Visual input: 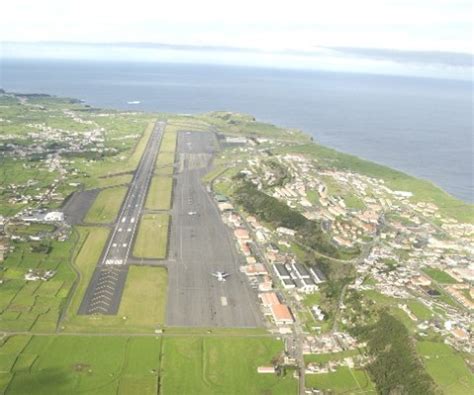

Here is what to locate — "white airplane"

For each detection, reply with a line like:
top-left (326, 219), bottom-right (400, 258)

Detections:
top-left (211, 271), bottom-right (230, 282)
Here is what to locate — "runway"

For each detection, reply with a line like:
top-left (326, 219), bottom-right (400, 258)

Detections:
top-left (165, 131), bottom-right (262, 327)
top-left (78, 121), bottom-right (165, 315)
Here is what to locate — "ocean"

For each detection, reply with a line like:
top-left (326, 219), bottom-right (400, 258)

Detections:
top-left (1, 58), bottom-right (472, 202)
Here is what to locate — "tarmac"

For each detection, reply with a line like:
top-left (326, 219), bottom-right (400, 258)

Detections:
top-left (165, 131), bottom-right (263, 328)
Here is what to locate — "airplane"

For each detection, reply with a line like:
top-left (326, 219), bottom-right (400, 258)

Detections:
top-left (211, 271), bottom-right (230, 282)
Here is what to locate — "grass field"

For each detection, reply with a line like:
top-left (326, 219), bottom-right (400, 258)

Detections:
top-left (417, 341), bottom-right (474, 395)
top-left (0, 335), bottom-right (295, 395)
top-left (160, 337), bottom-right (296, 394)
top-left (0, 335), bottom-right (161, 395)
top-left (406, 300), bottom-right (433, 320)
top-left (155, 152), bottom-right (175, 175)
top-left (423, 267), bottom-right (458, 284)
top-left (83, 186), bottom-right (127, 224)
top-left (160, 128), bottom-right (178, 153)
top-left (133, 214), bottom-right (170, 259)
top-left (305, 367), bottom-right (375, 393)
top-left (145, 176), bottom-right (173, 210)
top-left (63, 266), bottom-right (168, 333)
top-left (117, 266), bottom-right (167, 326)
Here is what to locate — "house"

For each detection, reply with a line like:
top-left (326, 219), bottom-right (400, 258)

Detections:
top-left (274, 264), bottom-right (290, 280)
top-left (257, 366), bottom-right (276, 374)
top-left (270, 304), bottom-right (294, 325)
top-left (234, 228), bottom-right (250, 240)
top-left (259, 292), bottom-right (280, 306)
top-left (276, 227), bottom-right (296, 237)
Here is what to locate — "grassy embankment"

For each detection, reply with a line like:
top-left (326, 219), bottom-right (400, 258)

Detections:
top-left (416, 341), bottom-right (474, 395)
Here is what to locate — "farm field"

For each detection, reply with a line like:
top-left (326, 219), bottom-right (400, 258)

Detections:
top-left (0, 335), bottom-right (161, 395)
top-left (416, 341), bottom-right (474, 395)
top-left (133, 214), bottom-right (169, 259)
top-left (145, 176), bottom-right (173, 211)
top-left (0, 236), bottom-right (77, 332)
top-left (83, 186), bottom-right (127, 224)
top-left (159, 336), bottom-right (296, 395)
top-left (305, 367), bottom-right (375, 393)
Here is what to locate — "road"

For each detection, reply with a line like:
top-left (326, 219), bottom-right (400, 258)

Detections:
top-left (78, 121), bottom-right (166, 315)
top-left (165, 131), bottom-right (263, 328)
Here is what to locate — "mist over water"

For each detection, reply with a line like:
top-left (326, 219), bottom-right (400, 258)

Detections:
top-left (1, 59), bottom-right (472, 202)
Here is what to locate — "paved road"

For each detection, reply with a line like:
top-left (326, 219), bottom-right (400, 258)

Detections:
top-left (165, 131), bottom-right (262, 328)
top-left (78, 121), bottom-right (166, 315)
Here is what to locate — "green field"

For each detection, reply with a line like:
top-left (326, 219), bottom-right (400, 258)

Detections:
top-left (159, 128), bottom-right (178, 153)
top-left (0, 335), bottom-right (161, 395)
top-left (423, 267), bottom-right (458, 284)
top-left (133, 214), bottom-right (170, 259)
top-left (117, 266), bottom-right (167, 327)
top-left (160, 337), bottom-right (296, 394)
top-left (0, 236), bottom-right (78, 332)
top-left (305, 367), bottom-right (375, 393)
top-left (417, 341), bottom-right (474, 395)
top-left (145, 176), bottom-right (173, 210)
top-left (154, 126), bottom-right (177, 176)
top-left (155, 152), bottom-right (175, 175)
top-left (63, 265), bottom-right (168, 333)
top-left (83, 174), bottom-right (133, 190)
top-left (406, 300), bottom-right (433, 320)
top-left (84, 186), bottom-right (127, 224)
top-left (0, 335), bottom-right (295, 395)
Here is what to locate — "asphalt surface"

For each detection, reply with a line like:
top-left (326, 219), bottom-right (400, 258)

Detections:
top-left (62, 189), bottom-right (99, 225)
top-left (165, 131), bottom-right (262, 328)
top-left (78, 121), bottom-right (166, 315)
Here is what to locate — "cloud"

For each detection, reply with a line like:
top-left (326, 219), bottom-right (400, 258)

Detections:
top-left (325, 47), bottom-right (474, 67)
top-left (1, 0), bottom-right (472, 53)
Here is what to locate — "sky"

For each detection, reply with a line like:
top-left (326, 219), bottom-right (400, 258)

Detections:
top-left (1, 0), bottom-right (473, 78)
